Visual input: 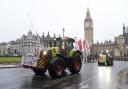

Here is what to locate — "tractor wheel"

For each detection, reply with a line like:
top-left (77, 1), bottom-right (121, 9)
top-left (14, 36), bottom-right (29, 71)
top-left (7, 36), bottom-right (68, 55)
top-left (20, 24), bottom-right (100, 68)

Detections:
top-left (107, 60), bottom-right (112, 66)
top-left (111, 61), bottom-right (113, 65)
top-left (32, 58), bottom-right (48, 75)
top-left (98, 62), bottom-right (101, 66)
top-left (109, 60), bottom-right (113, 65)
top-left (32, 67), bottom-right (47, 75)
top-left (48, 57), bottom-right (65, 78)
top-left (98, 60), bottom-right (101, 66)
top-left (69, 53), bottom-right (82, 74)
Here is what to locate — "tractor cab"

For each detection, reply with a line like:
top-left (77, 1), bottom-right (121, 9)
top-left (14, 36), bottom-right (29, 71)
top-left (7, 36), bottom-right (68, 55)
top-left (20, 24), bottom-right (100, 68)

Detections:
top-left (55, 37), bottom-right (74, 47)
top-left (55, 37), bottom-right (75, 55)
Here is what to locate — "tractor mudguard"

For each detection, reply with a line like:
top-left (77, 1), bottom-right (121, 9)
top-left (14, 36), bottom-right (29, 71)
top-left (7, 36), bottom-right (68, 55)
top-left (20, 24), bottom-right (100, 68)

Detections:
top-left (51, 47), bottom-right (60, 58)
top-left (69, 49), bottom-right (82, 58)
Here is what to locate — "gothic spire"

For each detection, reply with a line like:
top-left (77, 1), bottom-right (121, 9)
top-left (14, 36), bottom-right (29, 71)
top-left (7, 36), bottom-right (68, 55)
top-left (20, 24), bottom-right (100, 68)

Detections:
top-left (42, 32), bottom-right (44, 37)
top-left (85, 8), bottom-right (92, 21)
top-left (28, 29), bottom-right (32, 36)
top-left (86, 8), bottom-right (90, 17)
top-left (47, 31), bottom-right (50, 37)
top-left (54, 33), bottom-right (56, 38)
top-left (123, 23), bottom-right (125, 34)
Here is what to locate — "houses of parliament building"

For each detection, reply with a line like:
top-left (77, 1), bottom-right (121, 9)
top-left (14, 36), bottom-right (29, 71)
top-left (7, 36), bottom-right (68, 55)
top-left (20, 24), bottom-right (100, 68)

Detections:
top-left (84, 8), bottom-right (128, 59)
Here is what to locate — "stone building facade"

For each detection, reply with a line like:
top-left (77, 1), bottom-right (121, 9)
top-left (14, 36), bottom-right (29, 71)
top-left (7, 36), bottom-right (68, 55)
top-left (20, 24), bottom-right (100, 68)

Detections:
top-left (0, 42), bottom-right (8, 56)
top-left (9, 40), bottom-right (20, 56)
top-left (84, 8), bottom-right (93, 45)
top-left (93, 24), bottom-right (128, 60)
top-left (0, 30), bottom-right (56, 56)
top-left (84, 8), bottom-right (94, 56)
top-left (93, 40), bottom-right (115, 56)
top-left (83, 8), bottom-right (128, 59)
top-left (114, 24), bottom-right (128, 59)
top-left (19, 30), bottom-right (41, 56)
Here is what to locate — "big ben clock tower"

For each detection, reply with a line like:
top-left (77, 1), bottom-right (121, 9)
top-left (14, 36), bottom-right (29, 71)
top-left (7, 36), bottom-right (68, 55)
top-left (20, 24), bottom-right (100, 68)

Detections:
top-left (84, 8), bottom-right (93, 45)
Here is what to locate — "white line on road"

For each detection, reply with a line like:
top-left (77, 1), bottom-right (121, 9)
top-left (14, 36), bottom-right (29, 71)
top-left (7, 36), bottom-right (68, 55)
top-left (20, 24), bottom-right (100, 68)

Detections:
top-left (113, 79), bottom-right (119, 89)
top-left (79, 75), bottom-right (95, 86)
top-left (114, 80), bottom-right (118, 89)
top-left (112, 76), bottom-right (119, 89)
top-left (46, 74), bottom-right (79, 85)
top-left (80, 84), bottom-right (89, 89)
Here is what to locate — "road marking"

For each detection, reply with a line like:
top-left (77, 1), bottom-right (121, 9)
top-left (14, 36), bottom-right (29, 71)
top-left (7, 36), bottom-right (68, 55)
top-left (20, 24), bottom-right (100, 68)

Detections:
top-left (80, 84), bottom-right (89, 89)
top-left (46, 74), bottom-right (79, 85)
top-left (113, 80), bottom-right (118, 89)
top-left (113, 76), bottom-right (119, 89)
top-left (79, 75), bottom-right (95, 86)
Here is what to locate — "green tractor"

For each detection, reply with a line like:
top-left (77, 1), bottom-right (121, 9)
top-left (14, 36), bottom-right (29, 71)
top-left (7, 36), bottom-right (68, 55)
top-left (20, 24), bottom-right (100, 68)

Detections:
top-left (98, 50), bottom-right (113, 66)
top-left (21, 37), bottom-right (82, 77)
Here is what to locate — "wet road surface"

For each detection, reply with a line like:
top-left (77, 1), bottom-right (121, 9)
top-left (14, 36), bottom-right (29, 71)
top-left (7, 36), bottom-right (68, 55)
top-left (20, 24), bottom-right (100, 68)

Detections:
top-left (0, 61), bottom-right (128, 89)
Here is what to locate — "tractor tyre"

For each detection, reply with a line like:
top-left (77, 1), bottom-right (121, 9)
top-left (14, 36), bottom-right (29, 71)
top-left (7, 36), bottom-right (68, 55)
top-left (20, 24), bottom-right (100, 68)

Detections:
top-left (111, 61), bottom-right (113, 65)
top-left (98, 62), bottom-right (101, 66)
top-left (106, 60), bottom-right (110, 66)
top-left (109, 60), bottom-right (113, 65)
top-left (32, 67), bottom-right (47, 75)
top-left (48, 57), bottom-right (65, 78)
top-left (69, 53), bottom-right (82, 74)
top-left (107, 60), bottom-right (112, 66)
top-left (98, 60), bottom-right (101, 66)
top-left (32, 58), bottom-right (48, 75)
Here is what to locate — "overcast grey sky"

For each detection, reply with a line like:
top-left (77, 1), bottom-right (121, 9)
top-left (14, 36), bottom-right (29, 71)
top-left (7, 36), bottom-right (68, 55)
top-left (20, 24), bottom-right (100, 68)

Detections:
top-left (0, 0), bottom-right (128, 43)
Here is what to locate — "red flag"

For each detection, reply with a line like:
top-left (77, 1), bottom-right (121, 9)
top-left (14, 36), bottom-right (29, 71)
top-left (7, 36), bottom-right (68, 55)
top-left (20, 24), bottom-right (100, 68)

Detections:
top-left (74, 38), bottom-right (79, 49)
top-left (78, 39), bottom-right (82, 51)
top-left (37, 47), bottom-right (39, 54)
top-left (85, 41), bottom-right (89, 49)
top-left (82, 40), bottom-right (85, 51)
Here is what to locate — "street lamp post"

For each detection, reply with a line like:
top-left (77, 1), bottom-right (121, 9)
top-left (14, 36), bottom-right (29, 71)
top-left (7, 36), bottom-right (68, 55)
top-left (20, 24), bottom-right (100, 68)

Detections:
top-left (124, 45), bottom-right (126, 61)
top-left (91, 40), bottom-right (94, 62)
top-left (62, 28), bottom-right (65, 37)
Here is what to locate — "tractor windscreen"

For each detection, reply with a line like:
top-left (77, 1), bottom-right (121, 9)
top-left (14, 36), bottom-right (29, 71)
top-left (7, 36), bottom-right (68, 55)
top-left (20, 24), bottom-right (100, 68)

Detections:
top-left (56, 38), bottom-right (62, 47)
top-left (65, 40), bottom-right (74, 48)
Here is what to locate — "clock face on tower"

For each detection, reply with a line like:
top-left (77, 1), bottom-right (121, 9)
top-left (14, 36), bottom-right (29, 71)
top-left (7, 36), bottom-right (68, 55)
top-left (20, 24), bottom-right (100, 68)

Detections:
top-left (91, 22), bottom-right (93, 26)
top-left (85, 21), bottom-right (90, 28)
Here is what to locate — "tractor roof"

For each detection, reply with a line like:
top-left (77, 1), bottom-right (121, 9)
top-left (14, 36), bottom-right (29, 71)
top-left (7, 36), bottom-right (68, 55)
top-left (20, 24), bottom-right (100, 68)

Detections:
top-left (56, 37), bottom-right (75, 42)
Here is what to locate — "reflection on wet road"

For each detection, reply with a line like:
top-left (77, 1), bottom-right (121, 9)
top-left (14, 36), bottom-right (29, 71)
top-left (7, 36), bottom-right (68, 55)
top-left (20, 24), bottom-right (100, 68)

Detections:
top-left (0, 61), bottom-right (128, 89)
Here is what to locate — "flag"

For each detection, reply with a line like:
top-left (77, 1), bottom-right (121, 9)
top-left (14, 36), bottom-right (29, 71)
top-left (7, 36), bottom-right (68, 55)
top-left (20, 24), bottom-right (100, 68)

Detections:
top-left (78, 39), bottom-right (82, 51)
top-left (36, 47), bottom-right (40, 55)
top-left (74, 38), bottom-right (79, 49)
top-left (83, 40), bottom-right (89, 50)
top-left (85, 41), bottom-right (90, 49)
top-left (35, 47), bottom-right (40, 55)
top-left (82, 40), bottom-right (85, 51)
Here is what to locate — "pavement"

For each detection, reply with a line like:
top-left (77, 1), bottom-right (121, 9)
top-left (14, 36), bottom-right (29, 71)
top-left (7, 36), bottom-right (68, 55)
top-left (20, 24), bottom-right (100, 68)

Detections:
top-left (0, 64), bottom-right (22, 68)
top-left (116, 68), bottom-right (128, 89)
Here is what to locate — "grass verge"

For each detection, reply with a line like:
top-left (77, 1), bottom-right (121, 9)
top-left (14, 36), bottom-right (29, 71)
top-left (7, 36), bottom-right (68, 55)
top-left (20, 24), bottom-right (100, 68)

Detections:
top-left (0, 57), bottom-right (21, 64)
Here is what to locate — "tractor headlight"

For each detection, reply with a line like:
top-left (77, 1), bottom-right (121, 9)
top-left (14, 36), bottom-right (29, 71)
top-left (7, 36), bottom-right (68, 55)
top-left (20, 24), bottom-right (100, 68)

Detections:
top-left (43, 51), bottom-right (47, 56)
top-left (108, 53), bottom-right (110, 57)
top-left (62, 45), bottom-right (65, 49)
top-left (99, 54), bottom-right (102, 57)
top-left (106, 50), bottom-right (109, 53)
